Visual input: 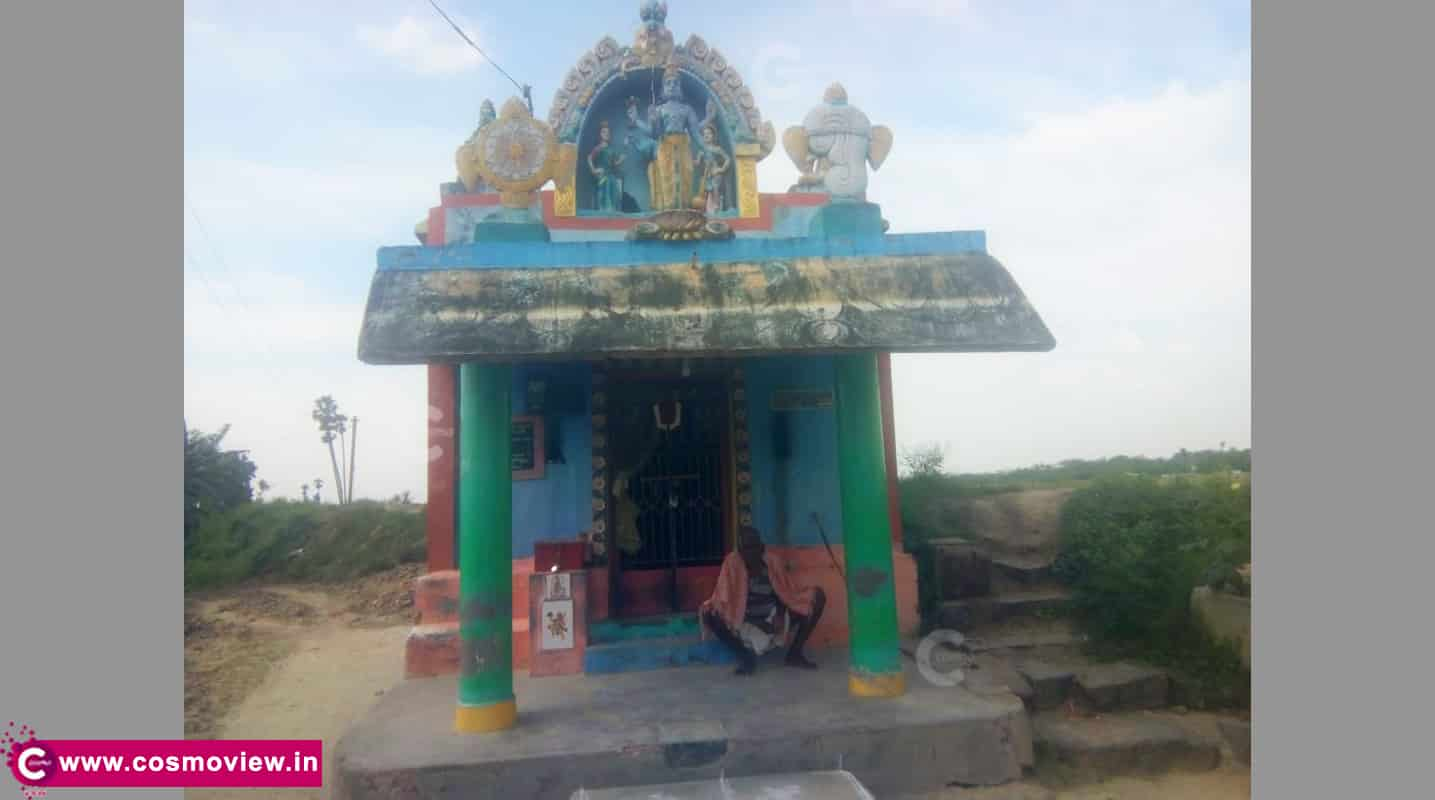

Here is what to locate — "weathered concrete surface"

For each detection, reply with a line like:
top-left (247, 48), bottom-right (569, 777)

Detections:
top-left (1033, 711), bottom-right (1221, 780)
top-left (573, 769), bottom-right (876, 799)
top-left (1074, 663), bottom-right (1169, 711)
top-left (357, 245), bottom-right (1056, 364)
top-left (894, 784), bottom-right (1056, 800)
top-left (334, 650), bottom-right (1031, 799)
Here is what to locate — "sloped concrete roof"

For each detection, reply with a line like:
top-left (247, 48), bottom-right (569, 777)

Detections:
top-left (357, 232), bottom-right (1055, 364)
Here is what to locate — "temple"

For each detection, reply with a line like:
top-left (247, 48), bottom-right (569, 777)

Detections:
top-left (356, 0), bottom-right (1054, 739)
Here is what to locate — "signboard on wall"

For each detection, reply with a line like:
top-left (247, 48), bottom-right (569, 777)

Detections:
top-left (771, 389), bottom-right (834, 411)
top-left (512, 416), bottom-right (545, 481)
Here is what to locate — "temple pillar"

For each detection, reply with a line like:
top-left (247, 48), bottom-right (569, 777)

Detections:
top-left (833, 353), bottom-right (906, 698)
top-left (455, 362), bottom-right (517, 732)
top-left (427, 364), bottom-right (458, 571)
top-left (877, 351), bottom-right (904, 548)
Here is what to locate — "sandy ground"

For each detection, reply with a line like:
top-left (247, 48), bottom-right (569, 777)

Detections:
top-left (184, 569), bottom-right (418, 800)
top-left (184, 568), bottom-right (1249, 800)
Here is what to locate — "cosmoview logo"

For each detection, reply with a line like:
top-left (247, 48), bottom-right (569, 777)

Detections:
top-left (4, 722), bottom-right (52, 798)
top-left (914, 628), bottom-right (968, 687)
top-left (15, 745), bottom-right (54, 784)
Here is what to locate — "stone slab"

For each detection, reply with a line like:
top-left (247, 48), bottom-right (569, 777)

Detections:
top-left (1033, 711), bottom-right (1221, 779)
top-left (1013, 659), bottom-right (1078, 710)
top-left (1074, 663), bottom-right (1169, 711)
top-left (335, 650), bottom-right (1031, 799)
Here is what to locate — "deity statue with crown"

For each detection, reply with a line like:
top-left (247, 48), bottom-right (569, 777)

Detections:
top-left (624, 60), bottom-right (717, 212)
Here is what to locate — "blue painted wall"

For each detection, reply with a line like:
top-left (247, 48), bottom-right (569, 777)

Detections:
top-left (510, 362), bottom-right (592, 558)
top-left (743, 355), bottom-right (845, 547)
top-left (502, 355), bottom-right (846, 557)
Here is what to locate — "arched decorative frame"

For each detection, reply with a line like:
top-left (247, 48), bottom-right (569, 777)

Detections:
top-left (549, 33), bottom-right (775, 219)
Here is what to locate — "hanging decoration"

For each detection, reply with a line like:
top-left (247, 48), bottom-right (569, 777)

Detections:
top-left (653, 392), bottom-right (683, 432)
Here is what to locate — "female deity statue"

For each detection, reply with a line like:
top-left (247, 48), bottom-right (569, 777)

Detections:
top-left (587, 119), bottom-right (626, 212)
top-left (625, 60), bottom-right (706, 211)
top-left (691, 122), bottom-right (731, 215)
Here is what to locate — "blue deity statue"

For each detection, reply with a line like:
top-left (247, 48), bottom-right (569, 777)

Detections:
top-left (625, 61), bottom-right (711, 211)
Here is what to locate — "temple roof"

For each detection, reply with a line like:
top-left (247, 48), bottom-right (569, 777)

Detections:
top-left (357, 232), bottom-right (1055, 365)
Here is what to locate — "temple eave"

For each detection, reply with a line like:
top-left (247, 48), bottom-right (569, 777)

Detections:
top-left (356, 247), bottom-right (1055, 364)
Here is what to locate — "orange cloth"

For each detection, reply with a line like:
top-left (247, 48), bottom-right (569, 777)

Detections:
top-left (700, 550), bottom-right (817, 642)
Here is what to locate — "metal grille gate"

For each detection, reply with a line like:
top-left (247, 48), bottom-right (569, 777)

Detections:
top-left (610, 378), bottom-right (727, 613)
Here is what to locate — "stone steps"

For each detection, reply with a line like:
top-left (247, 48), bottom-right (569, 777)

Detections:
top-left (961, 618), bottom-right (1087, 656)
top-left (937, 588), bottom-right (1071, 630)
top-left (989, 556), bottom-right (1058, 594)
top-left (1012, 657), bottom-right (1170, 712)
top-left (1032, 710), bottom-right (1224, 782)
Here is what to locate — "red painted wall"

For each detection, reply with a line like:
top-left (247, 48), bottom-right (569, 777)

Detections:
top-left (426, 365), bottom-right (457, 572)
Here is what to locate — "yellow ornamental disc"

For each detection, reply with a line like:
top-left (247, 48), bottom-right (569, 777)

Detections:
top-left (475, 97), bottom-right (558, 196)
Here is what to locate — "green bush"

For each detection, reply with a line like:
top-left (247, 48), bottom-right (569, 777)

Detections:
top-left (185, 500), bottom-right (426, 590)
top-left (1054, 473), bottom-right (1251, 708)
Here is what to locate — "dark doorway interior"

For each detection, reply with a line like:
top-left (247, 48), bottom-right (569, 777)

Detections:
top-left (607, 375), bottom-right (729, 617)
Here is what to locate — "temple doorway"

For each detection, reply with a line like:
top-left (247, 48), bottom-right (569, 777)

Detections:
top-left (606, 369), bottom-right (732, 617)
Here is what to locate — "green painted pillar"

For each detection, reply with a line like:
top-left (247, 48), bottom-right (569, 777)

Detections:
top-left (455, 362), bottom-right (517, 732)
top-left (833, 353), bottom-right (906, 697)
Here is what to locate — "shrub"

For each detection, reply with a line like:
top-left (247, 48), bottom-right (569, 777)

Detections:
top-left (1054, 473), bottom-right (1251, 708)
top-left (184, 426), bottom-right (257, 550)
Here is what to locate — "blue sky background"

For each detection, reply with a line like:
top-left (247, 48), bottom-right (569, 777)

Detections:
top-left (184, 0), bottom-right (1250, 500)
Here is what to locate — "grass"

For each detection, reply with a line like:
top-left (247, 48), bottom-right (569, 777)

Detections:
top-left (185, 500), bottom-right (426, 591)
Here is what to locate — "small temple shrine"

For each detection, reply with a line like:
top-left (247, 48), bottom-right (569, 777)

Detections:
top-left (356, 0), bottom-right (1054, 737)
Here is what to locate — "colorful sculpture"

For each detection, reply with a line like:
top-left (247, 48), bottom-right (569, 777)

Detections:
top-left (692, 121), bottom-right (731, 214)
top-left (471, 97), bottom-right (560, 210)
top-left (633, 0), bottom-right (674, 67)
top-left (586, 119), bottom-right (627, 212)
top-left (783, 83), bottom-right (893, 201)
top-left (625, 60), bottom-right (709, 211)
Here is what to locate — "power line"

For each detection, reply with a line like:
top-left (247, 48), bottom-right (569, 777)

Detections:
top-left (183, 198), bottom-right (286, 376)
top-left (185, 197), bottom-right (264, 325)
top-left (423, 0), bottom-right (533, 111)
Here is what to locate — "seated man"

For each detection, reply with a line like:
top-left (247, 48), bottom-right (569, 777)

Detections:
top-left (700, 525), bottom-right (827, 674)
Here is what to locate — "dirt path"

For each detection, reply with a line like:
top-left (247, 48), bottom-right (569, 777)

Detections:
top-left (185, 571), bottom-right (417, 800)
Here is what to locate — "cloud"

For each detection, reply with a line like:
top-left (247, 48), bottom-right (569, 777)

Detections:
top-left (849, 0), bottom-right (974, 20)
top-left (183, 123), bottom-right (463, 256)
top-left (862, 75), bottom-right (1251, 469)
top-left (357, 15), bottom-right (486, 75)
top-left (184, 17), bottom-right (219, 36)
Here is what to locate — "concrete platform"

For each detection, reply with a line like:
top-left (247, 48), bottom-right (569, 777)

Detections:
top-left (334, 650), bottom-right (1033, 799)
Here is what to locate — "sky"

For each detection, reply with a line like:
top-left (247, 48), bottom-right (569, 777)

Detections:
top-left (183, 0), bottom-right (1251, 501)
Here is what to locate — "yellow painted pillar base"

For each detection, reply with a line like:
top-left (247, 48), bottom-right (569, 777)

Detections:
top-left (849, 672), bottom-right (906, 698)
top-left (454, 699), bottom-right (518, 733)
